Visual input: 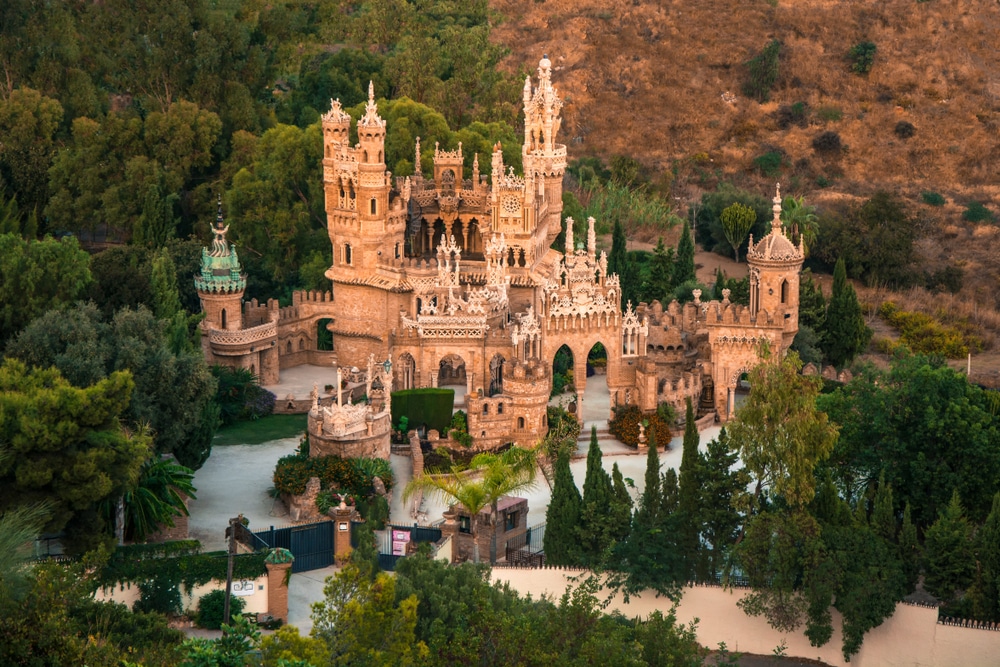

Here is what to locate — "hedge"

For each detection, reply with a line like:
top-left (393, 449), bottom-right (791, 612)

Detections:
top-left (391, 388), bottom-right (455, 433)
top-left (97, 540), bottom-right (269, 590)
top-left (272, 454), bottom-right (394, 497)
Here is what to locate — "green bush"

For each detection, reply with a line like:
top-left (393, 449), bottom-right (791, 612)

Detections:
top-left (849, 41), bottom-right (877, 74)
top-left (752, 151), bottom-right (785, 178)
top-left (743, 39), bottom-right (781, 102)
top-left (962, 201), bottom-right (994, 223)
top-left (921, 191), bottom-right (946, 206)
top-left (878, 301), bottom-right (984, 359)
top-left (448, 410), bottom-right (473, 447)
top-left (273, 454), bottom-right (394, 497)
top-left (894, 121), bottom-right (916, 139)
top-left (609, 404), bottom-right (672, 449)
top-left (133, 576), bottom-right (182, 616)
top-left (390, 388), bottom-right (455, 433)
top-left (212, 366), bottom-right (276, 425)
top-left (197, 589), bottom-right (245, 630)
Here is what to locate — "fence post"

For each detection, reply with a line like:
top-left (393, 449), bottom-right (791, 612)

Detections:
top-left (265, 548), bottom-right (294, 623)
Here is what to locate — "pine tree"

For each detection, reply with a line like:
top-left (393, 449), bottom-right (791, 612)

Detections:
top-left (647, 237), bottom-right (675, 302)
top-left (870, 473), bottom-right (896, 542)
top-left (578, 426), bottom-right (614, 564)
top-left (677, 399), bottom-right (702, 578)
top-left (674, 220), bottom-right (696, 285)
top-left (922, 491), bottom-right (974, 602)
top-left (134, 181), bottom-right (178, 248)
top-left (823, 258), bottom-right (871, 368)
top-left (971, 493), bottom-right (1000, 621)
top-left (699, 428), bottom-right (749, 580)
top-left (544, 450), bottom-right (583, 566)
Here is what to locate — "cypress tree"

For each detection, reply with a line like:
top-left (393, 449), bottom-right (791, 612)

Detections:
top-left (150, 248), bottom-right (182, 321)
top-left (578, 426), bottom-right (614, 564)
top-left (899, 502), bottom-right (919, 590)
top-left (972, 493), bottom-right (1000, 621)
top-left (647, 237), bottom-right (675, 302)
top-left (677, 399), bottom-right (702, 577)
top-left (134, 180), bottom-right (178, 248)
top-left (712, 266), bottom-right (726, 300)
top-left (661, 468), bottom-right (679, 516)
top-left (544, 450), bottom-right (583, 566)
top-left (823, 258), bottom-right (871, 368)
top-left (674, 220), bottom-right (696, 285)
top-left (871, 473), bottom-right (896, 542)
top-left (638, 428), bottom-right (661, 524)
top-left (609, 462), bottom-right (633, 547)
top-left (609, 219), bottom-right (628, 277)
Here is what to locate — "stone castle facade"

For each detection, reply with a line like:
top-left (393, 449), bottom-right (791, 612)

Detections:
top-left (196, 57), bottom-right (804, 455)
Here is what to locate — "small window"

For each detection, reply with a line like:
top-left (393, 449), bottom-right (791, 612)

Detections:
top-left (394, 242), bottom-right (401, 259)
top-left (370, 198), bottom-right (377, 215)
top-left (221, 309), bottom-right (227, 329)
top-left (517, 417), bottom-right (525, 429)
top-left (459, 515), bottom-right (471, 534)
top-left (497, 403), bottom-right (504, 414)
top-left (780, 279), bottom-right (788, 304)
top-left (505, 511), bottom-right (518, 532)
top-left (344, 244), bottom-right (352, 265)
top-left (482, 404), bottom-right (489, 416)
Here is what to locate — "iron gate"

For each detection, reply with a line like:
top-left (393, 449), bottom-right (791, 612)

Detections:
top-left (253, 521), bottom-right (335, 573)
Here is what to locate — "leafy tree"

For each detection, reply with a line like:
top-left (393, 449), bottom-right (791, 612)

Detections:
top-left (922, 491), bottom-right (975, 603)
top-left (0, 501), bottom-right (51, 607)
top-left (818, 352), bottom-right (1000, 529)
top-left (0, 88), bottom-right (63, 217)
top-left (260, 625), bottom-right (330, 667)
top-left (0, 233), bottom-right (91, 345)
top-left (720, 202), bottom-right (756, 262)
top-left (87, 245), bottom-right (154, 318)
top-left (849, 41), bottom-right (877, 74)
top-left (674, 220), bottom-right (696, 285)
top-left (899, 502), bottom-right (920, 590)
top-left (822, 258), bottom-right (871, 368)
top-left (311, 564), bottom-right (427, 667)
top-left (0, 360), bottom-right (148, 553)
top-left (404, 446), bottom-right (537, 563)
top-left (7, 303), bottom-right (220, 469)
top-left (579, 426), bottom-right (615, 564)
top-left (728, 350), bottom-right (839, 510)
top-left (695, 183), bottom-right (770, 259)
top-left (544, 450), bottom-right (583, 566)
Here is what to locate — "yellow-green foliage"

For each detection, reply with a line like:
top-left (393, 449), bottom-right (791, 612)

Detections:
top-left (878, 302), bottom-right (984, 359)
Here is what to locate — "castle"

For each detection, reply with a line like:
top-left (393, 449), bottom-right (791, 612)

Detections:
top-left (195, 56), bottom-right (804, 456)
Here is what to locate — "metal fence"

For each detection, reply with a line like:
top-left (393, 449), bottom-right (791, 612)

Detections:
top-left (505, 522), bottom-right (545, 566)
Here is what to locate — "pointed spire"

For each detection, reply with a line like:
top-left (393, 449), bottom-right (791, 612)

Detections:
top-left (209, 194), bottom-right (230, 257)
top-left (772, 182), bottom-right (783, 234)
top-left (368, 80), bottom-right (375, 104)
top-left (359, 81), bottom-right (385, 128)
top-left (414, 136), bottom-right (421, 175)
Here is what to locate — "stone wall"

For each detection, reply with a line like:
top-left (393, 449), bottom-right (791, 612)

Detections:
top-left (491, 568), bottom-right (1000, 667)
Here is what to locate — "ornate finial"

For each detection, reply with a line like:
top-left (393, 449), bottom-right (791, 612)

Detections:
top-left (360, 82), bottom-right (384, 127)
top-left (564, 217), bottom-right (574, 254)
top-left (587, 216), bottom-right (596, 258)
top-left (772, 182), bottom-right (783, 232)
top-left (209, 195), bottom-right (230, 257)
top-left (415, 136), bottom-right (421, 172)
top-left (368, 80), bottom-right (375, 104)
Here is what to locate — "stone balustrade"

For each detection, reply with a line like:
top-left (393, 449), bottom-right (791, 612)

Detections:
top-left (208, 320), bottom-right (277, 347)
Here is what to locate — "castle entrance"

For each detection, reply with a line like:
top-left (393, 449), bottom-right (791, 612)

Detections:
top-left (549, 341), bottom-right (613, 426)
top-left (438, 354), bottom-right (467, 387)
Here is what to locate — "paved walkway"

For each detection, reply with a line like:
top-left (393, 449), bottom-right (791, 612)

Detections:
top-left (263, 365), bottom-right (336, 401)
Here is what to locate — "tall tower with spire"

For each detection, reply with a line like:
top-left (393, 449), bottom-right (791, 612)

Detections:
top-left (746, 183), bottom-right (805, 347)
top-left (195, 197), bottom-right (246, 332)
top-left (521, 55), bottom-right (567, 251)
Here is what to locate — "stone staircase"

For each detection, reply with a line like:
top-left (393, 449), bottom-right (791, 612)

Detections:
top-left (574, 422), bottom-right (634, 456)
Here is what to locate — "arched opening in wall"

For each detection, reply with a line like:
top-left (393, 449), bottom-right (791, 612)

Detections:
top-left (344, 244), bottom-right (352, 265)
top-left (497, 402), bottom-right (504, 414)
top-left (517, 249), bottom-right (526, 267)
top-left (286, 341), bottom-right (292, 354)
top-left (517, 417), bottom-right (525, 430)
top-left (348, 181), bottom-right (355, 201)
top-left (370, 198), bottom-right (377, 215)
top-left (482, 403), bottom-right (489, 415)
top-left (394, 242), bottom-right (401, 259)
top-left (363, 149), bottom-right (369, 162)
top-left (433, 218), bottom-right (445, 250)
top-left (551, 344), bottom-right (573, 397)
top-left (438, 353), bottom-right (466, 387)
top-left (489, 354), bottom-right (505, 397)
top-left (780, 279), bottom-right (788, 304)
top-left (396, 353), bottom-right (416, 391)
top-left (221, 309), bottom-right (227, 329)
top-left (299, 338), bottom-right (305, 351)
top-left (507, 247), bottom-right (515, 267)
top-left (378, 150), bottom-right (382, 163)
top-left (586, 343), bottom-right (607, 378)
top-left (317, 319), bottom-right (334, 351)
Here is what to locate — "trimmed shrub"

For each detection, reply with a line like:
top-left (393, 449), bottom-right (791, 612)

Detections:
top-left (849, 41), bottom-right (877, 74)
top-left (609, 404), bottom-right (672, 449)
top-left (390, 388), bottom-right (455, 433)
top-left (197, 589), bottom-right (245, 630)
top-left (962, 201), bottom-right (994, 223)
top-left (273, 454), bottom-right (393, 496)
top-left (921, 191), bottom-right (946, 206)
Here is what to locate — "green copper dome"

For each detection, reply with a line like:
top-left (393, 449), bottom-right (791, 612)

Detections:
top-left (195, 199), bottom-right (247, 294)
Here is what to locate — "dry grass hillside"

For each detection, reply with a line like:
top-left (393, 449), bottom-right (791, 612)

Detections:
top-left (492, 0), bottom-right (1000, 380)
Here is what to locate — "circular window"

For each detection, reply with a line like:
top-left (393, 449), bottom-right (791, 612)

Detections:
top-left (501, 195), bottom-right (521, 216)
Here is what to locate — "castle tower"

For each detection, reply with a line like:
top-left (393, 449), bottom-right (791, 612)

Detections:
top-left (521, 55), bottom-right (568, 250)
top-left (195, 198), bottom-right (246, 331)
top-left (746, 183), bottom-right (805, 348)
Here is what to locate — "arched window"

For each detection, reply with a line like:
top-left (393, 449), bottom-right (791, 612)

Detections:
top-left (299, 339), bottom-right (305, 351)
top-left (344, 244), bottom-right (352, 265)
top-left (497, 403), bottom-right (504, 414)
top-left (482, 404), bottom-right (489, 416)
top-left (370, 198), bottom-right (377, 215)
top-left (221, 308), bottom-right (227, 329)
top-left (286, 341), bottom-right (292, 354)
top-left (517, 417), bottom-right (525, 430)
top-left (394, 242), bottom-right (401, 259)
top-left (780, 279), bottom-right (788, 304)
top-left (363, 150), bottom-right (369, 162)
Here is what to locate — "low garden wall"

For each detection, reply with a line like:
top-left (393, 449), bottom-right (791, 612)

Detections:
top-left (96, 575), bottom-right (271, 617)
top-left (491, 567), bottom-right (1000, 667)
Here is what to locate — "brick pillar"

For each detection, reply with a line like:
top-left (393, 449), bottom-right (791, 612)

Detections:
top-left (333, 505), bottom-right (354, 564)
top-left (265, 560), bottom-right (292, 623)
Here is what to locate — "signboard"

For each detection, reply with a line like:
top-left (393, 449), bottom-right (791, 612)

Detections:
top-left (231, 580), bottom-right (256, 597)
top-left (392, 529), bottom-right (411, 556)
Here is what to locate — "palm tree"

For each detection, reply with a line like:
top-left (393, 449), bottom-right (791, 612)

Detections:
top-left (103, 451), bottom-right (197, 544)
top-left (781, 195), bottom-right (818, 256)
top-left (403, 446), bottom-right (538, 563)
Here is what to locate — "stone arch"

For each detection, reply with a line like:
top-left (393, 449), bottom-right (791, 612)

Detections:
top-left (299, 338), bottom-right (305, 351)
top-left (317, 318), bottom-right (334, 351)
top-left (396, 352), bottom-right (416, 391)
top-left (489, 353), bottom-right (505, 397)
top-left (497, 402), bottom-right (504, 414)
top-left (286, 341), bottom-right (292, 354)
top-left (438, 353), bottom-right (467, 386)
